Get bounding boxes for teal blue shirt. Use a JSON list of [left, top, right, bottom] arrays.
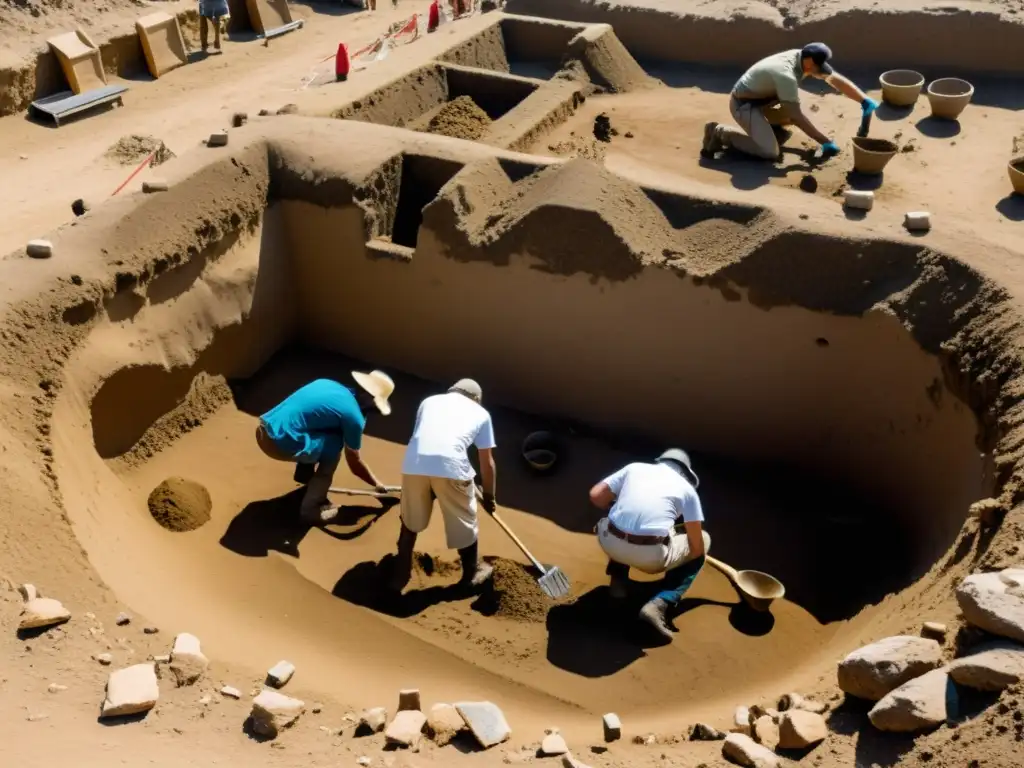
[[259, 379, 365, 464]]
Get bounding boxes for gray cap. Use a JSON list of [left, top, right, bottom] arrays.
[[656, 448, 699, 489], [449, 378, 482, 402]]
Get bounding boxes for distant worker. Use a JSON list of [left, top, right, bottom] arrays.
[[255, 372, 395, 524], [198, 0, 229, 53], [588, 449, 710, 641], [701, 43, 878, 162], [390, 379, 497, 592]]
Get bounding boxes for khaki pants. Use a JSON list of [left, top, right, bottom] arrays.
[[717, 97, 790, 160], [400, 474, 478, 550], [255, 424, 341, 520], [596, 517, 711, 575]]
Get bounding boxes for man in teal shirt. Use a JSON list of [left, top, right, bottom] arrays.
[[256, 370, 395, 524]]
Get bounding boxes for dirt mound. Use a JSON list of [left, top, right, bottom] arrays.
[[423, 96, 492, 141], [547, 134, 607, 162], [147, 477, 212, 532], [105, 135, 175, 166]]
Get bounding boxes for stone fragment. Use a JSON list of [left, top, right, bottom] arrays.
[[19, 597, 71, 630], [904, 211, 931, 232], [778, 710, 827, 749], [690, 722, 726, 740], [26, 239, 53, 259], [633, 733, 657, 745], [47, 683, 67, 693], [456, 701, 511, 749], [142, 179, 169, 193], [207, 131, 229, 147], [752, 715, 779, 750], [562, 756, 593, 768], [723, 732, 784, 767], [427, 702, 465, 746], [922, 621, 947, 640], [385, 709, 427, 749], [359, 706, 388, 733], [267, 660, 295, 688], [843, 189, 874, 210], [357, 758, 371, 767], [115, 612, 131, 626], [731, 705, 752, 735], [948, 641, 1024, 691], [957, 571, 1024, 644], [95, 652, 113, 665], [868, 668, 955, 732], [232, 112, 248, 127], [199, 695, 212, 705], [143, 626, 159, 634], [152, 654, 170, 663], [221, 686, 241, 699], [250, 689, 305, 737], [398, 688, 421, 712], [541, 731, 569, 755], [18, 584, 39, 602], [602, 712, 621, 742], [101, 663, 159, 718], [838, 635, 942, 700], [169, 632, 209, 686]]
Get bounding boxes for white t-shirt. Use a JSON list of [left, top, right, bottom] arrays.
[[401, 392, 497, 481], [602, 461, 704, 536]]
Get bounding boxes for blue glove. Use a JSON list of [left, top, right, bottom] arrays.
[[821, 141, 840, 157], [862, 97, 879, 115]]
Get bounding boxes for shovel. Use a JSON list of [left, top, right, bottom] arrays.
[[705, 554, 785, 612], [328, 485, 401, 498]]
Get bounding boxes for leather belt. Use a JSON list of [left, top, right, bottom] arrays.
[[607, 520, 669, 546]]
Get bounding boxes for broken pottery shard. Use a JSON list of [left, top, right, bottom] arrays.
[[26, 239, 53, 259], [385, 709, 427, 749], [948, 641, 1024, 691], [690, 722, 726, 740], [731, 705, 752, 735], [251, 689, 305, 737], [207, 131, 229, 147], [220, 685, 241, 699], [778, 710, 827, 749], [101, 663, 159, 718], [752, 715, 779, 750], [169, 632, 209, 686], [868, 668, 955, 733], [18, 584, 40, 602], [398, 688, 421, 712], [541, 732, 569, 755], [838, 635, 942, 701], [359, 706, 387, 733], [427, 703, 466, 746], [723, 732, 784, 767], [603, 712, 621, 742], [142, 179, 169, 193], [455, 701, 511, 749], [957, 571, 1024, 644], [19, 597, 71, 630], [266, 660, 295, 688]]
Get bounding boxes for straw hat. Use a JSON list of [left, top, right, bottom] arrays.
[[351, 370, 395, 416]]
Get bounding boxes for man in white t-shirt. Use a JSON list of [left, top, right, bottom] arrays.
[[589, 448, 711, 641], [390, 378, 497, 592]]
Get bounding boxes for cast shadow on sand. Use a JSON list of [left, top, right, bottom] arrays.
[[219, 487, 397, 558], [699, 147, 814, 192]]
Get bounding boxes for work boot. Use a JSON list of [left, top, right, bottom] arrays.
[[389, 525, 417, 592], [606, 560, 630, 599], [294, 462, 315, 485], [458, 542, 494, 588], [701, 122, 723, 158], [639, 598, 675, 641]]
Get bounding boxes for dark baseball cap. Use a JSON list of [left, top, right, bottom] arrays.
[[801, 42, 834, 74]]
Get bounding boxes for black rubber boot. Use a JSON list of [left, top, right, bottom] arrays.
[[389, 525, 417, 592], [458, 542, 494, 588], [639, 598, 675, 641], [294, 462, 315, 485], [606, 560, 630, 599]]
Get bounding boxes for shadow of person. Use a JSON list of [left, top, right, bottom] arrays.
[[545, 587, 647, 677], [332, 554, 477, 619], [699, 151, 811, 192]]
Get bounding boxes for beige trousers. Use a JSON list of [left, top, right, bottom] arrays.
[[400, 474, 478, 550], [596, 517, 711, 575], [717, 97, 790, 160], [255, 424, 340, 521]]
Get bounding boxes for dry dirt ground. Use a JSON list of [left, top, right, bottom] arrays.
[[2, 1, 1024, 768]]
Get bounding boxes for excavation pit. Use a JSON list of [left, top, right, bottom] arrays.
[[26, 119, 1020, 732]]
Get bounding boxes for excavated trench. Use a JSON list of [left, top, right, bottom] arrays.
[[38, 121, 1021, 728]]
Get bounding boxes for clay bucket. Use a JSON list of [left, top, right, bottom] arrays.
[[851, 137, 898, 174], [879, 69, 925, 107], [1010, 157, 1024, 195], [927, 78, 974, 120], [522, 431, 558, 472]]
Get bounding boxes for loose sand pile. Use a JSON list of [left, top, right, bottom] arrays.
[[422, 96, 491, 141], [147, 477, 212, 532], [104, 134, 175, 166]]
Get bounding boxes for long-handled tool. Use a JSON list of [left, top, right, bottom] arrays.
[[705, 555, 785, 612], [328, 485, 401, 498]]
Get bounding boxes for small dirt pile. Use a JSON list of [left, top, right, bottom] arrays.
[[546, 135, 607, 162], [484, 557, 573, 622], [105, 135, 175, 166], [423, 96, 491, 141], [147, 477, 212, 532]]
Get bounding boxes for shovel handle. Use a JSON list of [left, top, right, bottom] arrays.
[[328, 486, 401, 498], [474, 488, 547, 573], [704, 554, 740, 584]]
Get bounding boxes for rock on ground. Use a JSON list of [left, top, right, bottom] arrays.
[[427, 703, 466, 746], [778, 710, 827, 749], [221, 686, 241, 699], [101, 664, 159, 718], [398, 688, 421, 712], [868, 668, 956, 732], [266, 660, 295, 688], [691, 722, 726, 740], [19, 597, 71, 630], [957, 571, 1024, 644], [752, 715, 779, 750], [18, 584, 39, 601], [541, 732, 569, 755], [385, 709, 427, 749], [777, 692, 828, 715], [838, 635, 942, 701], [359, 706, 388, 733], [250, 689, 305, 738], [732, 705, 752, 735], [603, 712, 621, 742], [723, 732, 785, 767], [169, 632, 209, 686], [456, 701, 511, 749], [948, 641, 1024, 691]]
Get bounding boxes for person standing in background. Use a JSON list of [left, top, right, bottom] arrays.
[[199, 0, 230, 53]]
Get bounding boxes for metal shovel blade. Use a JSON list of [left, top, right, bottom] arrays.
[[537, 565, 571, 600]]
